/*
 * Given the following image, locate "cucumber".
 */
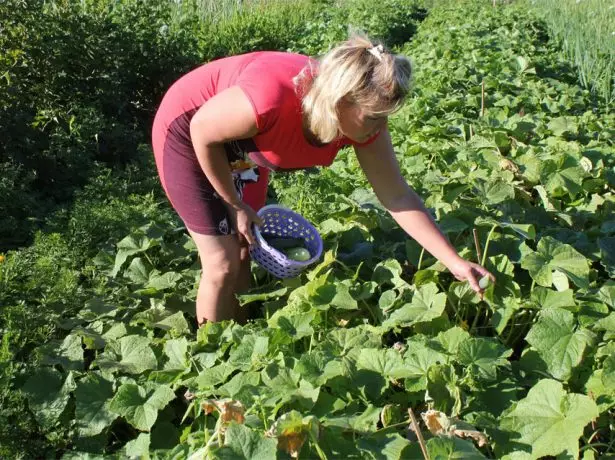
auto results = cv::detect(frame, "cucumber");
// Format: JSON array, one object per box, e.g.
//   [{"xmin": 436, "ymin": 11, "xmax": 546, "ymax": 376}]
[
  {"xmin": 284, "ymin": 247, "xmax": 311, "ymax": 262},
  {"xmin": 264, "ymin": 235, "xmax": 305, "ymax": 251},
  {"xmin": 478, "ymin": 274, "xmax": 491, "ymax": 289}
]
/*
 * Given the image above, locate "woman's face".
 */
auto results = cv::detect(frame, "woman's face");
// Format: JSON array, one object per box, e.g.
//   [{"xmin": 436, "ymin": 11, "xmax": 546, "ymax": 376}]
[{"xmin": 337, "ymin": 98, "xmax": 388, "ymax": 143}]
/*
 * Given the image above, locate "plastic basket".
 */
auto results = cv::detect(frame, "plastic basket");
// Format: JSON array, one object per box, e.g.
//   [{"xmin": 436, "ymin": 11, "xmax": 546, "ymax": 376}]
[{"xmin": 250, "ymin": 205, "xmax": 323, "ymax": 278}]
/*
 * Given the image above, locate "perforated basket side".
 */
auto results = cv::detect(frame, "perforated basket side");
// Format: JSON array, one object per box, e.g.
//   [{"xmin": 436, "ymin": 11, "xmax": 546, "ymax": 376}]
[{"xmin": 250, "ymin": 205, "xmax": 323, "ymax": 278}]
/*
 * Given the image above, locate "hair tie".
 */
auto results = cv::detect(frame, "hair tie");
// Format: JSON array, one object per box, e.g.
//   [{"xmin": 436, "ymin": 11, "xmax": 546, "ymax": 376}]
[{"xmin": 367, "ymin": 44, "xmax": 384, "ymax": 62}]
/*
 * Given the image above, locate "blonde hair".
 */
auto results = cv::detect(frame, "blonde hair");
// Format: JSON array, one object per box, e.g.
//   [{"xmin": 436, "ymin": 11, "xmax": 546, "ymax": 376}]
[{"xmin": 295, "ymin": 33, "xmax": 413, "ymax": 143}]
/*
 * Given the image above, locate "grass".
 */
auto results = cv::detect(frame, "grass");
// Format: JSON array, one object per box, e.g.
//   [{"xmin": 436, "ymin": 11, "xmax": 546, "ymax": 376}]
[
  {"xmin": 528, "ymin": 0, "xmax": 615, "ymax": 107},
  {"xmin": 169, "ymin": 0, "xmax": 311, "ymax": 24}
]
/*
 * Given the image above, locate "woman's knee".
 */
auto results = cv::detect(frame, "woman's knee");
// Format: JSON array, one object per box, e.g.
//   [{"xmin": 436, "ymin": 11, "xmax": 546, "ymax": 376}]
[
  {"xmin": 188, "ymin": 230, "xmax": 242, "ymax": 286},
  {"xmin": 201, "ymin": 254, "xmax": 241, "ymax": 286}
]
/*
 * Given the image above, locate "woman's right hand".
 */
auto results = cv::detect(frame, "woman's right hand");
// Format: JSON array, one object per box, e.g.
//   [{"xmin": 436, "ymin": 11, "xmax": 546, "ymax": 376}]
[{"xmin": 227, "ymin": 201, "xmax": 264, "ymax": 246}]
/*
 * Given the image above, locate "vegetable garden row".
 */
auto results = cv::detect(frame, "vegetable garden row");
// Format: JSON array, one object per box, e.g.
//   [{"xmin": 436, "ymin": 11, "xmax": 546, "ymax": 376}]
[{"xmin": 3, "ymin": 0, "xmax": 615, "ymax": 458}]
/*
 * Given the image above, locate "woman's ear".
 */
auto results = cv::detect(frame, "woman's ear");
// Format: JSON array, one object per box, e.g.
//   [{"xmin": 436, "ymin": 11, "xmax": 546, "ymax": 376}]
[{"xmin": 337, "ymin": 96, "xmax": 358, "ymax": 118}]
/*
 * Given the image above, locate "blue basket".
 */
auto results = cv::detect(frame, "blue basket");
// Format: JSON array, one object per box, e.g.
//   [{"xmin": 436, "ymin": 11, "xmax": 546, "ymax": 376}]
[{"xmin": 250, "ymin": 205, "xmax": 323, "ymax": 278}]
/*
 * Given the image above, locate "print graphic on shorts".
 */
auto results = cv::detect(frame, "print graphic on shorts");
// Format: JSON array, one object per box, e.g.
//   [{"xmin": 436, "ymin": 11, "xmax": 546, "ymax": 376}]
[
  {"xmin": 218, "ymin": 216, "xmax": 231, "ymax": 235},
  {"xmin": 223, "ymin": 139, "xmax": 261, "ymax": 202}
]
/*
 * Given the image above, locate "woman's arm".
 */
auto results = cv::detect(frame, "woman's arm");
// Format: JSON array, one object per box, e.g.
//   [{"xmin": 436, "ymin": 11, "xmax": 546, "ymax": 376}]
[
  {"xmin": 189, "ymin": 86, "xmax": 259, "ymax": 208},
  {"xmin": 189, "ymin": 86, "xmax": 263, "ymax": 243},
  {"xmin": 354, "ymin": 128, "xmax": 494, "ymax": 293}
]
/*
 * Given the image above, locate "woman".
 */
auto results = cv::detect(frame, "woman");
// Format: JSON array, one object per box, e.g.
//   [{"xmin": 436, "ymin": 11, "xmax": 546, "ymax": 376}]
[{"xmin": 152, "ymin": 34, "xmax": 494, "ymax": 326}]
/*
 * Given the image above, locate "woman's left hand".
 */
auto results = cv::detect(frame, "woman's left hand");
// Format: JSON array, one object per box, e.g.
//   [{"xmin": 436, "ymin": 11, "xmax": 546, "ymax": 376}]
[{"xmin": 447, "ymin": 258, "xmax": 496, "ymax": 299}]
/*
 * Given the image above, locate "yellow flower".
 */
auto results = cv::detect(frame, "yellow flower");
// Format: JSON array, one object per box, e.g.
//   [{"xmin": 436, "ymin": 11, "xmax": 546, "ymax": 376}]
[{"xmin": 0, "ymin": 255, "xmax": 5, "ymax": 263}]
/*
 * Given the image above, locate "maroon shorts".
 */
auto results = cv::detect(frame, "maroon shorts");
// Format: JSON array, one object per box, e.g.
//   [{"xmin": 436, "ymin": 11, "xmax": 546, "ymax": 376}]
[{"xmin": 152, "ymin": 111, "xmax": 269, "ymax": 236}]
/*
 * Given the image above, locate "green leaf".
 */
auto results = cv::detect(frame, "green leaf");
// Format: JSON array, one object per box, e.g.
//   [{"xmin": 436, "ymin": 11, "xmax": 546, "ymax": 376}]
[
  {"xmin": 125, "ymin": 433, "xmax": 150, "ymax": 458},
  {"xmin": 78, "ymin": 298, "xmax": 117, "ymax": 321},
  {"xmin": 125, "ymin": 257, "xmax": 151, "ymax": 285},
  {"xmin": 219, "ymin": 372, "xmax": 261, "ymax": 401},
  {"xmin": 196, "ymin": 363, "xmax": 236, "ymax": 389},
  {"xmin": 427, "ymin": 365, "xmax": 462, "ymax": 416},
  {"xmin": 216, "ymin": 423, "xmax": 277, "ymax": 460},
  {"xmin": 499, "ymin": 222, "xmax": 535, "ymax": 240},
  {"xmin": 603, "ymin": 355, "xmax": 615, "ymax": 390},
  {"xmin": 154, "ymin": 311, "xmax": 190, "ymax": 333},
  {"xmin": 261, "ymin": 362, "xmax": 300, "ymax": 394},
  {"xmin": 270, "ymin": 312, "xmax": 315, "ymax": 340},
  {"xmin": 356, "ymin": 348, "xmax": 406, "ymax": 381},
  {"xmin": 357, "ymin": 432, "xmax": 412, "ymax": 459},
  {"xmin": 305, "ymin": 271, "xmax": 337, "ymax": 307},
  {"xmin": 531, "ymin": 287, "xmax": 575, "ymax": 310},
  {"xmin": 437, "ymin": 327, "xmax": 471, "ymax": 355},
  {"xmin": 500, "ymin": 379, "xmax": 599, "ymax": 458},
  {"xmin": 545, "ymin": 166, "xmax": 586, "ymax": 198},
  {"xmin": 439, "ymin": 216, "xmax": 469, "ymax": 234},
  {"xmin": 74, "ymin": 373, "xmax": 116, "ymax": 437},
  {"xmin": 457, "ymin": 338, "xmax": 511, "ymax": 381},
  {"xmin": 146, "ymin": 271, "xmax": 182, "ymax": 291},
  {"xmin": 22, "ymin": 369, "xmax": 75, "ymax": 429},
  {"xmin": 163, "ymin": 338, "xmax": 189, "ymax": 370},
  {"xmin": 383, "ymin": 283, "xmax": 446, "ymax": 328},
  {"xmin": 372, "ymin": 259, "xmax": 408, "ymax": 289},
  {"xmin": 514, "ymin": 55, "xmax": 533, "ymax": 74},
  {"xmin": 521, "ymin": 236, "xmax": 590, "ymax": 289},
  {"xmin": 402, "ymin": 346, "xmax": 446, "ymax": 392},
  {"xmin": 410, "ymin": 437, "xmax": 486, "ymax": 459},
  {"xmin": 323, "ymin": 405, "xmax": 381, "ymax": 432},
  {"xmin": 350, "ymin": 188, "xmax": 384, "ymax": 210},
  {"xmin": 548, "ymin": 117, "xmax": 578, "ymax": 136},
  {"xmin": 331, "ymin": 282, "xmax": 359, "ymax": 310},
  {"xmin": 526, "ymin": 308, "xmax": 595, "ymax": 381},
  {"xmin": 294, "ymin": 352, "xmax": 328, "ymax": 386},
  {"xmin": 379, "ymin": 289, "xmax": 398, "ymax": 311},
  {"xmin": 598, "ymin": 237, "xmax": 615, "ymax": 277},
  {"xmin": 94, "ymin": 335, "xmax": 158, "ymax": 375},
  {"xmin": 585, "ymin": 369, "xmax": 615, "ymax": 412},
  {"xmin": 237, "ymin": 287, "xmax": 288, "ymax": 306},
  {"xmin": 228, "ymin": 335, "xmax": 270, "ymax": 370},
  {"xmin": 108, "ymin": 382, "xmax": 175, "ymax": 432},
  {"xmin": 112, "ymin": 233, "xmax": 159, "ymax": 277},
  {"xmin": 326, "ymin": 326, "xmax": 383, "ymax": 352},
  {"xmin": 594, "ymin": 313, "xmax": 615, "ymax": 332},
  {"xmin": 491, "ymin": 296, "xmax": 521, "ymax": 335},
  {"xmin": 474, "ymin": 179, "xmax": 515, "ymax": 205},
  {"xmin": 598, "ymin": 281, "xmax": 615, "ymax": 307},
  {"xmin": 38, "ymin": 333, "xmax": 84, "ymax": 371}
]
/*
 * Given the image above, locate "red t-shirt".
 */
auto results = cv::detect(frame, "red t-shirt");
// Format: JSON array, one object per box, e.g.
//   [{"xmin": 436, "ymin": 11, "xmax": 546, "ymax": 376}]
[{"xmin": 153, "ymin": 51, "xmax": 379, "ymax": 171}]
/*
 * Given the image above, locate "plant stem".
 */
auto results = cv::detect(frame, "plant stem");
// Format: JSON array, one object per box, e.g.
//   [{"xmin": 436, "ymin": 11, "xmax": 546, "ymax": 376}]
[
  {"xmin": 481, "ymin": 79, "xmax": 486, "ymax": 116},
  {"xmin": 375, "ymin": 417, "xmax": 412, "ymax": 433},
  {"xmin": 417, "ymin": 247, "xmax": 425, "ymax": 271},
  {"xmin": 473, "ymin": 228, "xmax": 482, "ymax": 264},
  {"xmin": 481, "ymin": 224, "xmax": 498, "ymax": 267},
  {"xmin": 309, "ymin": 430, "xmax": 329, "ymax": 460},
  {"xmin": 408, "ymin": 408, "xmax": 429, "ymax": 460},
  {"xmin": 362, "ymin": 300, "xmax": 379, "ymax": 325},
  {"xmin": 470, "ymin": 303, "xmax": 483, "ymax": 333}
]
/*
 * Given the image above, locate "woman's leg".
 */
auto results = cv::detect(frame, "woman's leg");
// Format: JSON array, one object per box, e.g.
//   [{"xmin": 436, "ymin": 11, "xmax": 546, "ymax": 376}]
[
  {"xmin": 232, "ymin": 166, "xmax": 269, "ymax": 322},
  {"xmin": 187, "ymin": 229, "xmax": 244, "ymax": 325},
  {"xmin": 153, "ymin": 122, "xmax": 269, "ymax": 325}
]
